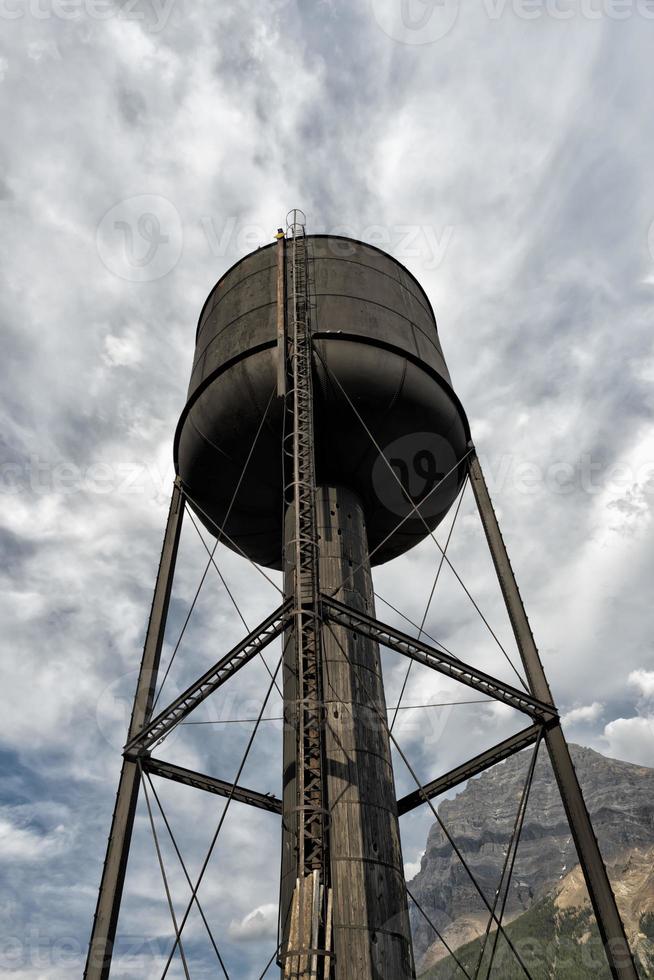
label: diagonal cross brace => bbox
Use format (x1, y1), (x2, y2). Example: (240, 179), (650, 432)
(398, 723), (544, 815)
(322, 596), (557, 724)
(142, 757), (283, 814)
(125, 600), (292, 754)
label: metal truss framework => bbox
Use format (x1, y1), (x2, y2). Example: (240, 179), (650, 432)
(85, 451), (639, 979)
(321, 596), (556, 724)
(85, 265), (636, 980)
(124, 600), (291, 756)
(86, 459), (640, 980)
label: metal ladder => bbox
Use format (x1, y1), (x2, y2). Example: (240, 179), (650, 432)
(283, 211), (332, 979)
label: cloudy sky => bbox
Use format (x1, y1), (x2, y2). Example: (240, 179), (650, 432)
(1, 0), (653, 976)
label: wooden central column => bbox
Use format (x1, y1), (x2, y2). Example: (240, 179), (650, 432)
(281, 485), (415, 979)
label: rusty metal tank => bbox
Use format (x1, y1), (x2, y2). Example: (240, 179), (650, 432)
(175, 235), (469, 568)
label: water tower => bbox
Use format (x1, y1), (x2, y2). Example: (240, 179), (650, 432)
(85, 212), (637, 979)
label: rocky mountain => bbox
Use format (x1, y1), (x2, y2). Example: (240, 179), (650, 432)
(422, 846), (654, 978)
(408, 744), (654, 974)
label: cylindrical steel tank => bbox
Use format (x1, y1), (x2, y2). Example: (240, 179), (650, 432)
(175, 236), (469, 568)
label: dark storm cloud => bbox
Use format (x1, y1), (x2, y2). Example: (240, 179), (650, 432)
(116, 85), (147, 126)
(0, 527), (39, 575)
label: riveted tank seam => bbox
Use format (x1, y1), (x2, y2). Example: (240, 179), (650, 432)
(311, 332), (471, 442)
(305, 291), (443, 358)
(310, 342), (469, 533)
(192, 299), (278, 373)
(186, 411), (231, 461)
(182, 336), (470, 472)
(409, 321), (420, 360)
(311, 254), (434, 321)
(385, 357), (407, 416)
(312, 341), (408, 443)
(174, 339), (278, 473)
(195, 240), (278, 340)
(194, 234), (441, 342)
(311, 351), (400, 489)
(303, 235), (441, 323)
(196, 262), (277, 338)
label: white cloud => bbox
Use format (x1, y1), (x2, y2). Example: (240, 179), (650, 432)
(629, 669), (654, 700)
(102, 330), (143, 368)
(404, 851), (425, 882)
(561, 702), (604, 726)
(600, 670), (654, 765)
(27, 41), (61, 62)
(602, 716), (654, 767)
(0, 816), (68, 862)
(228, 903), (278, 942)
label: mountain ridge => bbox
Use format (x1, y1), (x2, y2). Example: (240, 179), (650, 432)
(408, 743), (654, 973)
(421, 845), (654, 978)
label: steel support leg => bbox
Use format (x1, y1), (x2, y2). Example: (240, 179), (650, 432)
(84, 480), (185, 980)
(468, 451), (638, 980)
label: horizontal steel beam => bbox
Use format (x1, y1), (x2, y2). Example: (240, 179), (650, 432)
(322, 596), (557, 723)
(125, 600), (292, 754)
(397, 723), (544, 815)
(142, 757), (283, 814)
